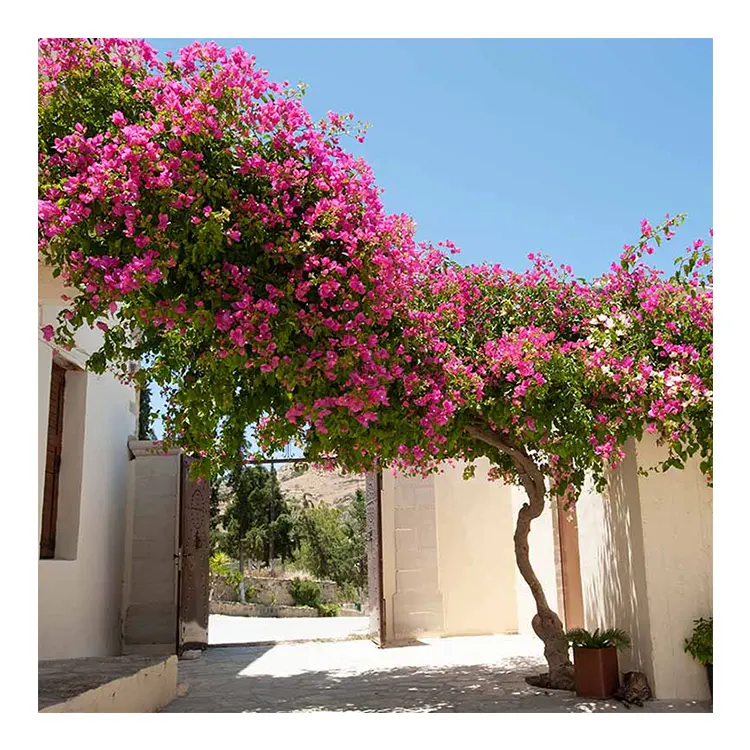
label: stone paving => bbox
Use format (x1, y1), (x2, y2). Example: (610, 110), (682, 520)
(163, 634), (712, 713)
(208, 614), (369, 645)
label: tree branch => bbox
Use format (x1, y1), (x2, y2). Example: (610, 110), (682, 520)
(465, 421), (546, 505)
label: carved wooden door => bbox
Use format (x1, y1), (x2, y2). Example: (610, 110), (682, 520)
(177, 455), (211, 653)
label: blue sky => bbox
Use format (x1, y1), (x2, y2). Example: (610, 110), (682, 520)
(143, 38), (712, 441)
(146, 38), (712, 278)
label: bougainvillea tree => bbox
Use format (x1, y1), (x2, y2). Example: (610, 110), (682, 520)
(39, 38), (712, 689)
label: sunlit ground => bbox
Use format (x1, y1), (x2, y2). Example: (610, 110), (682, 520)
(163, 634), (712, 713)
(208, 614), (369, 645)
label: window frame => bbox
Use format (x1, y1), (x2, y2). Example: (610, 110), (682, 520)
(40, 361), (66, 559)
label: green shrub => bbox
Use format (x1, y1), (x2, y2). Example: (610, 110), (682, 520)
(209, 552), (232, 577)
(565, 627), (631, 651)
(317, 603), (340, 618)
(684, 617), (712, 665)
(337, 582), (359, 604)
(289, 578), (321, 608)
(210, 554), (245, 599)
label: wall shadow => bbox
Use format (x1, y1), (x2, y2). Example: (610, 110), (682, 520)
(581, 441), (653, 679)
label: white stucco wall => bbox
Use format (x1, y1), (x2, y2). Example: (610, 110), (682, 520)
(380, 433), (711, 699)
(635, 434), (713, 699)
(434, 459), (519, 636)
(38, 269), (137, 660)
(511, 486), (561, 637)
(576, 448), (655, 679)
(577, 437), (713, 699)
(381, 461), (559, 642)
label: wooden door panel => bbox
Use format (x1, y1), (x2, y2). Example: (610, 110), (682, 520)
(177, 455), (211, 652)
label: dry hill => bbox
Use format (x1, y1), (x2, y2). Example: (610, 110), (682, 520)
(277, 464), (366, 508)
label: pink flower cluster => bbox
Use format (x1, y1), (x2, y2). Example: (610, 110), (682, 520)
(38, 39), (713, 491)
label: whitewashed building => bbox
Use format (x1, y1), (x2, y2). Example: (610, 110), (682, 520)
(38, 263), (138, 660)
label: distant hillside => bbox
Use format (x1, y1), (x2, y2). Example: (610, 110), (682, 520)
(277, 464), (366, 508)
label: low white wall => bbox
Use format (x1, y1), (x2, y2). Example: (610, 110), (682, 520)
(577, 437), (713, 699)
(40, 655), (177, 713)
(38, 279), (137, 659)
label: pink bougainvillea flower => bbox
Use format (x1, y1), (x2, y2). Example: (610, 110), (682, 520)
(37, 38), (711, 688)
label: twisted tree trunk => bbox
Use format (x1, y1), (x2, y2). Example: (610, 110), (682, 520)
(467, 423), (574, 690)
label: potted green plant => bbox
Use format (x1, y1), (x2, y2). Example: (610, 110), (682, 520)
(566, 627), (631, 698)
(684, 617), (712, 698)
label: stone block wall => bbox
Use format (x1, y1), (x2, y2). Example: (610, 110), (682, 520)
(381, 461), (538, 644)
(210, 601), (319, 618)
(383, 473), (444, 641)
(210, 575), (338, 606)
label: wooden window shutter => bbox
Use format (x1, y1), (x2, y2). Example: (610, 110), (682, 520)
(40, 362), (65, 559)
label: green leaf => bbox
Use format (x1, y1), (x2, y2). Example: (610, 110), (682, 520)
(462, 464), (476, 480)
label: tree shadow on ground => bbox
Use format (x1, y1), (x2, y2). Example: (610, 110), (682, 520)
(165, 647), (710, 713)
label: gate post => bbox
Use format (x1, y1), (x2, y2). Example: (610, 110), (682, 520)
(365, 471), (385, 645)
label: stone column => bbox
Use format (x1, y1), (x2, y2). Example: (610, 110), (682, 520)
(390, 474), (444, 640)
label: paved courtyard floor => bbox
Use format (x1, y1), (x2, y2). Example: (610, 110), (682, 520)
(164, 634), (712, 713)
(208, 614), (369, 645)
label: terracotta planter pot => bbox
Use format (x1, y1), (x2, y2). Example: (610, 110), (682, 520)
(573, 646), (620, 698)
